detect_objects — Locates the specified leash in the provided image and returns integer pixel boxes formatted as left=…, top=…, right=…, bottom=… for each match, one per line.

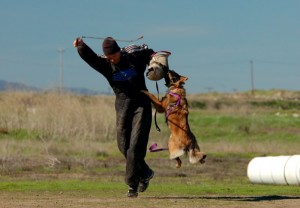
left=81, top=35, right=144, bottom=43
left=149, top=143, right=168, bottom=152
left=154, top=81, right=161, bottom=132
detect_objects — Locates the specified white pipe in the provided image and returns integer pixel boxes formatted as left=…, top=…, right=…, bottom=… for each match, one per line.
left=247, top=155, right=300, bottom=185
left=285, top=155, right=300, bottom=185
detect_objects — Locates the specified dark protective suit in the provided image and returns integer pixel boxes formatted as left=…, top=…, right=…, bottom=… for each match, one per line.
left=77, top=43, right=154, bottom=187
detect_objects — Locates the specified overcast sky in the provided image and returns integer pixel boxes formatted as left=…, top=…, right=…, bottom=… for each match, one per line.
left=0, top=0, right=299, bottom=94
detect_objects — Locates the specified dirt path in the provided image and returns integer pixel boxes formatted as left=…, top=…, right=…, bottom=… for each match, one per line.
left=1, top=191, right=300, bottom=208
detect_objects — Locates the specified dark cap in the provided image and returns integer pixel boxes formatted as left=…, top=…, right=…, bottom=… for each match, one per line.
left=102, top=37, right=120, bottom=55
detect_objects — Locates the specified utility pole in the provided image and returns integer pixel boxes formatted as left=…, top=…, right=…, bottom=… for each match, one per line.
left=58, top=48, right=65, bottom=93
left=250, top=60, right=255, bottom=96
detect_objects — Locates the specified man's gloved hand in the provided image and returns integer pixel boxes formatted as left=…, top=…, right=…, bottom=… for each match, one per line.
left=73, top=37, right=84, bottom=47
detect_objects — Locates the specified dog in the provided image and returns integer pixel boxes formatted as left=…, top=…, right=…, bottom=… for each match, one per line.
left=142, top=70, right=206, bottom=168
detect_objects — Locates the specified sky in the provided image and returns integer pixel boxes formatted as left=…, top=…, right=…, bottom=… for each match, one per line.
left=0, top=0, right=299, bottom=94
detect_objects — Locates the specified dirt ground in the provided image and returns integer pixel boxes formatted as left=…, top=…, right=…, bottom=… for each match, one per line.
left=1, top=191, right=300, bottom=208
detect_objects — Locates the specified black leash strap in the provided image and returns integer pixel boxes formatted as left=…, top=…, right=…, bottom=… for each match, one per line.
left=154, top=111, right=161, bottom=132
left=156, top=81, right=160, bottom=100
left=154, top=81, right=161, bottom=132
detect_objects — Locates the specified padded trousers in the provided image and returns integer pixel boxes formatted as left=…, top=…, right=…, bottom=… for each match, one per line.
left=115, top=94, right=152, bottom=187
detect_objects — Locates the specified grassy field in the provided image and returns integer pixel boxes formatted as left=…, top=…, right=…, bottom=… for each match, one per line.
left=0, top=90, right=300, bottom=207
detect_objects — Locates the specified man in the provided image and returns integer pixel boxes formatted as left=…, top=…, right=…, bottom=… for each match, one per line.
left=73, top=37, right=154, bottom=197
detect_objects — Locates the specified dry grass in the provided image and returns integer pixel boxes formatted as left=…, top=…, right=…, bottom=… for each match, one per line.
left=0, top=90, right=299, bottom=173
left=0, top=91, right=118, bottom=172
left=0, top=91, right=116, bottom=141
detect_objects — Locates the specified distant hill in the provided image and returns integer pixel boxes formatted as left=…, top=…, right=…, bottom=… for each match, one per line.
left=0, top=80, right=102, bottom=95
left=0, top=80, right=40, bottom=92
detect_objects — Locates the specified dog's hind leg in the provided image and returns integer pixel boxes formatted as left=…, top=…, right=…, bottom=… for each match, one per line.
left=188, top=149, right=207, bottom=164
left=175, top=157, right=182, bottom=168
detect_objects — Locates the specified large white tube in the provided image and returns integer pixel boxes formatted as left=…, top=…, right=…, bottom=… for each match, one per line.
left=247, top=155, right=300, bottom=185
left=285, top=155, right=300, bottom=185
left=271, top=156, right=290, bottom=185
left=247, top=156, right=290, bottom=185
left=247, top=157, right=265, bottom=184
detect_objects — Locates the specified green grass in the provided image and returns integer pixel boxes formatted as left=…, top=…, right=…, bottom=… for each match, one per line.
left=153, top=109, right=300, bottom=144
left=189, top=112, right=300, bottom=141
left=0, top=180, right=121, bottom=192
left=0, top=128, right=39, bottom=140
left=0, top=179, right=299, bottom=197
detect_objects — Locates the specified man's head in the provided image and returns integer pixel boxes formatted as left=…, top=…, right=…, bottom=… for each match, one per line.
left=102, top=37, right=121, bottom=64
left=102, top=37, right=120, bottom=56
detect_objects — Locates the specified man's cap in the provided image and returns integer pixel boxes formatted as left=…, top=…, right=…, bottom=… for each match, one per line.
left=102, top=37, right=120, bottom=55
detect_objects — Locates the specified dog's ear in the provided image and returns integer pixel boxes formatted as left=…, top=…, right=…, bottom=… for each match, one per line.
left=173, top=75, right=188, bottom=87
left=180, top=76, right=188, bottom=82
left=168, top=70, right=180, bottom=83
left=166, top=70, right=189, bottom=87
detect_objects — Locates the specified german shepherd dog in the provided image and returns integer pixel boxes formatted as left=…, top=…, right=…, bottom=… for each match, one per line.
left=142, top=70, right=206, bottom=168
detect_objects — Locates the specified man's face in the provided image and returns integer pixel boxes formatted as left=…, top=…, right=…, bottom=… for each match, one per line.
left=105, top=51, right=121, bottom=64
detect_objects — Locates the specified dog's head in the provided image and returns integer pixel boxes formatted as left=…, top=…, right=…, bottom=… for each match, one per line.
left=165, top=70, right=188, bottom=88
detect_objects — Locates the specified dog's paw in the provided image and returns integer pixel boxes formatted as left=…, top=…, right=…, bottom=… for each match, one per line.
left=140, top=90, right=149, bottom=95
left=200, top=154, right=207, bottom=164
left=175, top=158, right=182, bottom=168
